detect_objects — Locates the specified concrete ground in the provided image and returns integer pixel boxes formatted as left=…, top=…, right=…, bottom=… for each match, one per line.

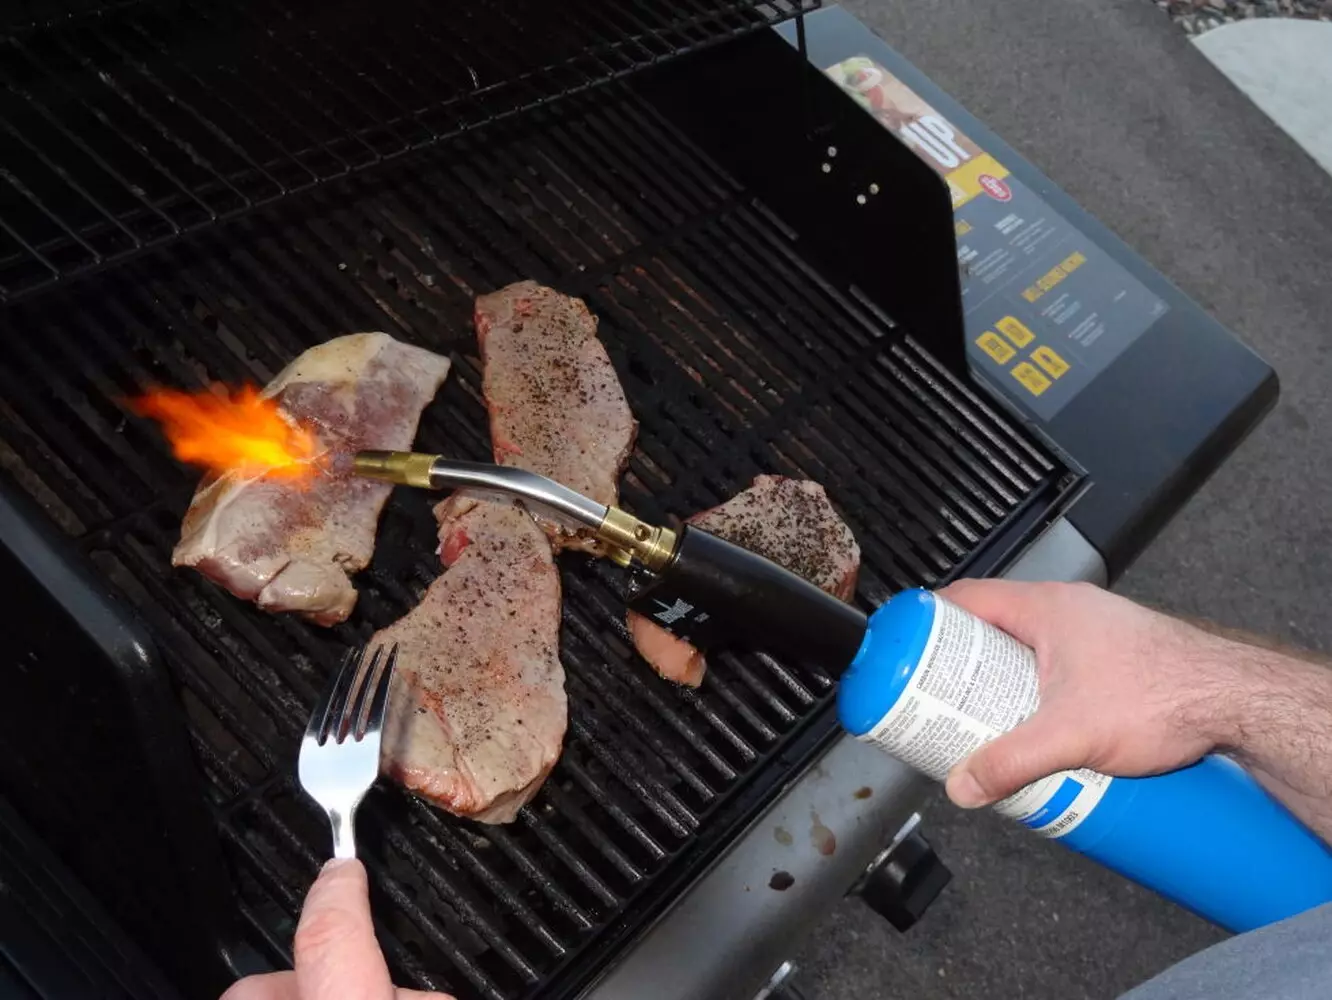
left=1194, top=19, right=1332, bottom=174
left=795, top=1, right=1332, bottom=997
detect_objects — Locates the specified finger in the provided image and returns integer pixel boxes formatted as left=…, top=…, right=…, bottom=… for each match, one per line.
left=294, top=859, right=395, bottom=1000
left=937, top=579, right=1053, bottom=647
left=220, top=971, right=298, bottom=1000
left=945, top=711, right=1087, bottom=807
left=397, top=991, right=458, bottom=999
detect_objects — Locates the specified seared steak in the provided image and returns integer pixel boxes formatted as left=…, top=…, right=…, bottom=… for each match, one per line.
left=475, top=280, right=636, bottom=550
left=379, top=495, right=566, bottom=824
left=173, top=333, right=451, bottom=625
left=628, top=476, right=860, bottom=685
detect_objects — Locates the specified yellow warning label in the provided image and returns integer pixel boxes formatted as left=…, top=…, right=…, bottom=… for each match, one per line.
left=955, top=219, right=973, bottom=238
left=1021, top=249, right=1088, bottom=303
left=975, top=332, right=1016, bottom=364
left=996, top=316, right=1035, bottom=347
left=1011, top=362, right=1052, bottom=396
left=1031, top=345, right=1070, bottom=378
left=945, top=153, right=1011, bottom=210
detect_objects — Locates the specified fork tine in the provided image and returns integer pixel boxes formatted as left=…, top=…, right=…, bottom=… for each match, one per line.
left=310, top=644, right=362, bottom=744
left=345, top=644, right=385, bottom=742
left=362, top=643, right=398, bottom=738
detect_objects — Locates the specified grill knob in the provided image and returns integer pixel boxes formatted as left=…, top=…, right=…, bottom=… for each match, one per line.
left=853, top=817, right=952, bottom=931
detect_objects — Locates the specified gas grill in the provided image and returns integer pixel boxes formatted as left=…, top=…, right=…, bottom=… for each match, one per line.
left=0, top=4, right=1276, bottom=1000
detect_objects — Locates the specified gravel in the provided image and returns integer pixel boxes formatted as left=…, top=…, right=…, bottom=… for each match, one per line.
left=1155, top=0, right=1332, bottom=35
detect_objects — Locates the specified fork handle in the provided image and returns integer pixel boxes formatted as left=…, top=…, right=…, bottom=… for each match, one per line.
left=329, top=805, right=358, bottom=860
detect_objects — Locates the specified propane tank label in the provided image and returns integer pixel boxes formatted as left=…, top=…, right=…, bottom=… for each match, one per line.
left=859, top=596, right=1111, bottom=839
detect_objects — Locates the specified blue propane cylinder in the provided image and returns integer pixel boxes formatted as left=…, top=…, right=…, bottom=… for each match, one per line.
left=838, top=588, right=1332, bottom=933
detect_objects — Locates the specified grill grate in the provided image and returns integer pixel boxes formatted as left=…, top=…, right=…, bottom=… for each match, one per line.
left=0, top=0, right=819, bottom=301
left=0, top=83, right=1063, bottom=999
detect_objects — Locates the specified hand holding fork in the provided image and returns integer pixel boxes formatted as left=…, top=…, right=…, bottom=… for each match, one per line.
left=224, top=643, right=455, bottom=998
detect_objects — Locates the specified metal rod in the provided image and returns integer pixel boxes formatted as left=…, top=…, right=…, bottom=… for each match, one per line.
left=0, top=55, right=178, bottom=236
left=217, top=1, right=396, bottom=159
left=166, top=0, right=375, bottom=168
left=352, top=452, right=609, bottom=530
left=53, top=32, right=249, bottom=211
left=8, top=35, right=216, bottom=225
left=122, top=13, right=322, bottom=181
left=100, top=27, right=292, bottom=194
left=0, top=212, right=59, bottom=287
left=0, top=111, right=141, bottom=249
left=0, top=162, right=103, bottom=262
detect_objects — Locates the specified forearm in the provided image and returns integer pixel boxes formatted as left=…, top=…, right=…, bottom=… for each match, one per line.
left=1208, top=634, right=1332, bottom=842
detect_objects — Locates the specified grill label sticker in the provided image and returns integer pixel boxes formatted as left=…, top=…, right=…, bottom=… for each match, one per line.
left=826, top=56, right=1169, bottom=420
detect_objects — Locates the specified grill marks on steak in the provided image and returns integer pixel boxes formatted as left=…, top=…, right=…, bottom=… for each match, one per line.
left=628, top=476, right=860, bottom=686
left=475, top=280, right=636, bottom=550
left=378, top=495, right=566, bottom=824
left=172, top=333, right=451, bottom=626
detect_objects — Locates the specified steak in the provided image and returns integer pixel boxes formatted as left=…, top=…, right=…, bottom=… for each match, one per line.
left=173, top=333, right=451, bottom=625
left=379, top=282, right=631, bottom=819
left=378, top=495, right=566, bottom=824
left=628, top=476, right=860, bottom=686
left=475, top=280, right=636, bottom=550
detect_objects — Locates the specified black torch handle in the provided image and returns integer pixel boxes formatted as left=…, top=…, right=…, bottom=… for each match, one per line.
left=625, top=524, right=869, bottom=671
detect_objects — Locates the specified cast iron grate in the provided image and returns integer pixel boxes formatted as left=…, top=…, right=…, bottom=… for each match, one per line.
left=0, top=85, right=1062, bottom=999
left=0, top=0, right=820, bottom=301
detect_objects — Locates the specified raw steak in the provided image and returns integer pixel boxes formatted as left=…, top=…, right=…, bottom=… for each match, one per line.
left=379, top=495, right=566, bottom=824
left=475, top=280, right=636, bottom=550
left=628, top=476, right=860, bottom=686
left=173, top=333, right=451, bottom=625
left=379, top=282, right=634, bottom=818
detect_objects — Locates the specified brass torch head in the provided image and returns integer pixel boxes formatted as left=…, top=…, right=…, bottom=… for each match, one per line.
left=352, top=450, right=438, bottom=489
left=597, top=507, right=678, bottom=574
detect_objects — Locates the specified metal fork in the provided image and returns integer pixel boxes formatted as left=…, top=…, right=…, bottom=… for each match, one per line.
left=298, top=642, right=399, bottom=859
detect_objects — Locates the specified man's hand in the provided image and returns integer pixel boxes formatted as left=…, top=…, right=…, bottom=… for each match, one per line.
left=939, top=579, right=1332, bottom=842
left=938, top=580, right=1245, bottom=808
left=222, top=859, right=454, bottom=1000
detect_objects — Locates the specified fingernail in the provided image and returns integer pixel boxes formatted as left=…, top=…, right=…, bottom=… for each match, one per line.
left=947, top=770, right=988, bottom=809
left=322, top=857, right=354, bottom=872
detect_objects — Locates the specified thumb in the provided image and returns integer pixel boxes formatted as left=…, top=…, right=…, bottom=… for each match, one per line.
left=294, top=859, right=395, bottom=1000
left=945, top=712, right=1085, bottom=808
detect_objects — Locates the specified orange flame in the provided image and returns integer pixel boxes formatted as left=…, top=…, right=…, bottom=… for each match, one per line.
left=130, top=384, right=319, bottom=481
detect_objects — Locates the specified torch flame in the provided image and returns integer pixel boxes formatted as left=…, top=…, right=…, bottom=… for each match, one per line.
left=130, top=384, right=319, bottom=481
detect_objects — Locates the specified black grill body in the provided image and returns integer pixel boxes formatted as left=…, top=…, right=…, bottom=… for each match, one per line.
left=1, top=5, right=1083, bottom=1000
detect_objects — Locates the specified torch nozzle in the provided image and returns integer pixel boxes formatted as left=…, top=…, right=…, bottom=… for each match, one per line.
left=350, top=450, right=679, bottom=571
left=352, top=450, right=438, bottom=488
